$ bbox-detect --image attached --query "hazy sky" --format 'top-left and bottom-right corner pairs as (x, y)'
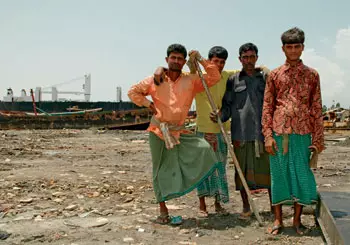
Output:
(1, 0), (350, 107)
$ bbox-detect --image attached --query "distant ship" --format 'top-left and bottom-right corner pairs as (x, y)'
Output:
(0, 74), (151, 130)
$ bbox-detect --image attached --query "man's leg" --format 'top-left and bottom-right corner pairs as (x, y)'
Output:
(293, 203), (307, 234)
(199, 197), (207, 213)
(238, 189), (252, 220)
(268, 204), (283, 235)
(240, 189), (250, 213)
(156, 201), (170, 224)
(214, 195), (221, 210)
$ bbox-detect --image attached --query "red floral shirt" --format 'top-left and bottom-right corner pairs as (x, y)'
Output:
(262, 60), (324, 152)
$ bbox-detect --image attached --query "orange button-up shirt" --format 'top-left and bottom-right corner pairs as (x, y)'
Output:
(128, 60), (220, 140)
(262, 60), (324, 152)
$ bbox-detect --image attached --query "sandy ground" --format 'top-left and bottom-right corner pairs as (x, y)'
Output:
(0, 129), (349, 245)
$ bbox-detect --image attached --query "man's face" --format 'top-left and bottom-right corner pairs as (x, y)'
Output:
(210, 56), (226, 73)
(282, 43), (304, 61)
(166, 52), (186, 72)
(239, 50), (258, 71)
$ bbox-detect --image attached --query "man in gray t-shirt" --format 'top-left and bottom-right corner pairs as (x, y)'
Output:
(211, 43), (271, 220)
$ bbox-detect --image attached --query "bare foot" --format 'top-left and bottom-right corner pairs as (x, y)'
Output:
(293, 223), (309, 235)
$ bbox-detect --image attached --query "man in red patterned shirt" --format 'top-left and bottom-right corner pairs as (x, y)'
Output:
(262, 27), (324, 235)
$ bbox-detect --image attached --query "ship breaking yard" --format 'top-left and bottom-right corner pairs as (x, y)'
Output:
(0, 82), (349, 244)
(0, 125), (348, 244)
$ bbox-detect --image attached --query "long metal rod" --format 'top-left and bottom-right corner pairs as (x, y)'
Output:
(194, 60), (263, 225)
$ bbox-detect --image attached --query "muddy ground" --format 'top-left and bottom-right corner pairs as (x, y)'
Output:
(0, 129), (349, 245)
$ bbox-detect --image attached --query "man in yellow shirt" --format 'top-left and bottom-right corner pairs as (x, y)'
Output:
(190, 46), (239, 216)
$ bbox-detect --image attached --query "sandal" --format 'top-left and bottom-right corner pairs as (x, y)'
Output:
(155, 213), (170, 224)
(267, 224), (283, 235)
(238, 210), (252, 220)
(170, 215), (183, 225)
(294, 224), (309, 235)
(155, 214), (183, 225)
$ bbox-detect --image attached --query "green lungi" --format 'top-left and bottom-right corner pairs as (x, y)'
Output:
(196, 132), (229, 203)
(149, 132), (221, 203)
(270, 133), (318, 206)
(234, 141), (271, 191)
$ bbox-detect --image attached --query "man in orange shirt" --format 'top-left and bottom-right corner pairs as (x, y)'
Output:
(128, 44), (222, 224)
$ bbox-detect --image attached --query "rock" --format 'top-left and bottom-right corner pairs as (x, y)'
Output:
(14, 214), (34, 221)
(124, 197), (134, 203)
(131, 209), (142, 214)
(0, 230), (11, 240)
(76, 194), (84, 199)
(234, 235), (240, 239)
(137, 219), (149, 224)
(322, 184), (332, 188)
(118, 171), (127, 174)
(64, 218), (109, 228)
(102, 170), (113, 175)
(13, 187), (21, 190)
(101, 209), (114, 216)
(137, 228), (145, 233)
(5, 158), (11, 163)
(78, 210), (97, 218)
(34, 215), (43, 222)
(179, 229), (191, 234)
(131, 140), (145, 144)
(123, 237), (134, 242)
(195, 230), (208, 237)
(166, 204), (184, 210)
(126, 186), (134, 190)
(178, 242), (197, 245)
(121, 225), (133, 230)
(89, 218), (109, 227)
(52, 192), (65, 197)
(7, 193), (16, 198)
(65, 205), (78, 211)
(53, 198), (64, 203)
(92, 192), (100, 197)
(20, 198), (33, 204)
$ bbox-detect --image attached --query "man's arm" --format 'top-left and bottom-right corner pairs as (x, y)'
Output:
(261, 74), (275, 141)
(310, 72), (325, 153)
(127, 77), (153, 108)
(192, 59), (221, 94)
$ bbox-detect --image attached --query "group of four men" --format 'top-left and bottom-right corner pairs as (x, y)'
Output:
(128, 27), (324, 235)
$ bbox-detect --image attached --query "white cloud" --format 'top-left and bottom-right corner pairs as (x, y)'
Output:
(303, 49), (345, 104)
(334, 26), (350, 61)
(302, 27), (350, 108)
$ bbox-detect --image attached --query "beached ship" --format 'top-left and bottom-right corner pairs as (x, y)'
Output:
(0, 75), (151, 130)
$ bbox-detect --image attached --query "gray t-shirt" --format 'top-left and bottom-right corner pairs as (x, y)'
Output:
(220, 70), (266, 142)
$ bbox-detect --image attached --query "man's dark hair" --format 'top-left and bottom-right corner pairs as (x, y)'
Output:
(208, 46), (228, 60)
(281, 27), (305, 45)
(239, 43), (258, 56)
(167, 44), (187, 59)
